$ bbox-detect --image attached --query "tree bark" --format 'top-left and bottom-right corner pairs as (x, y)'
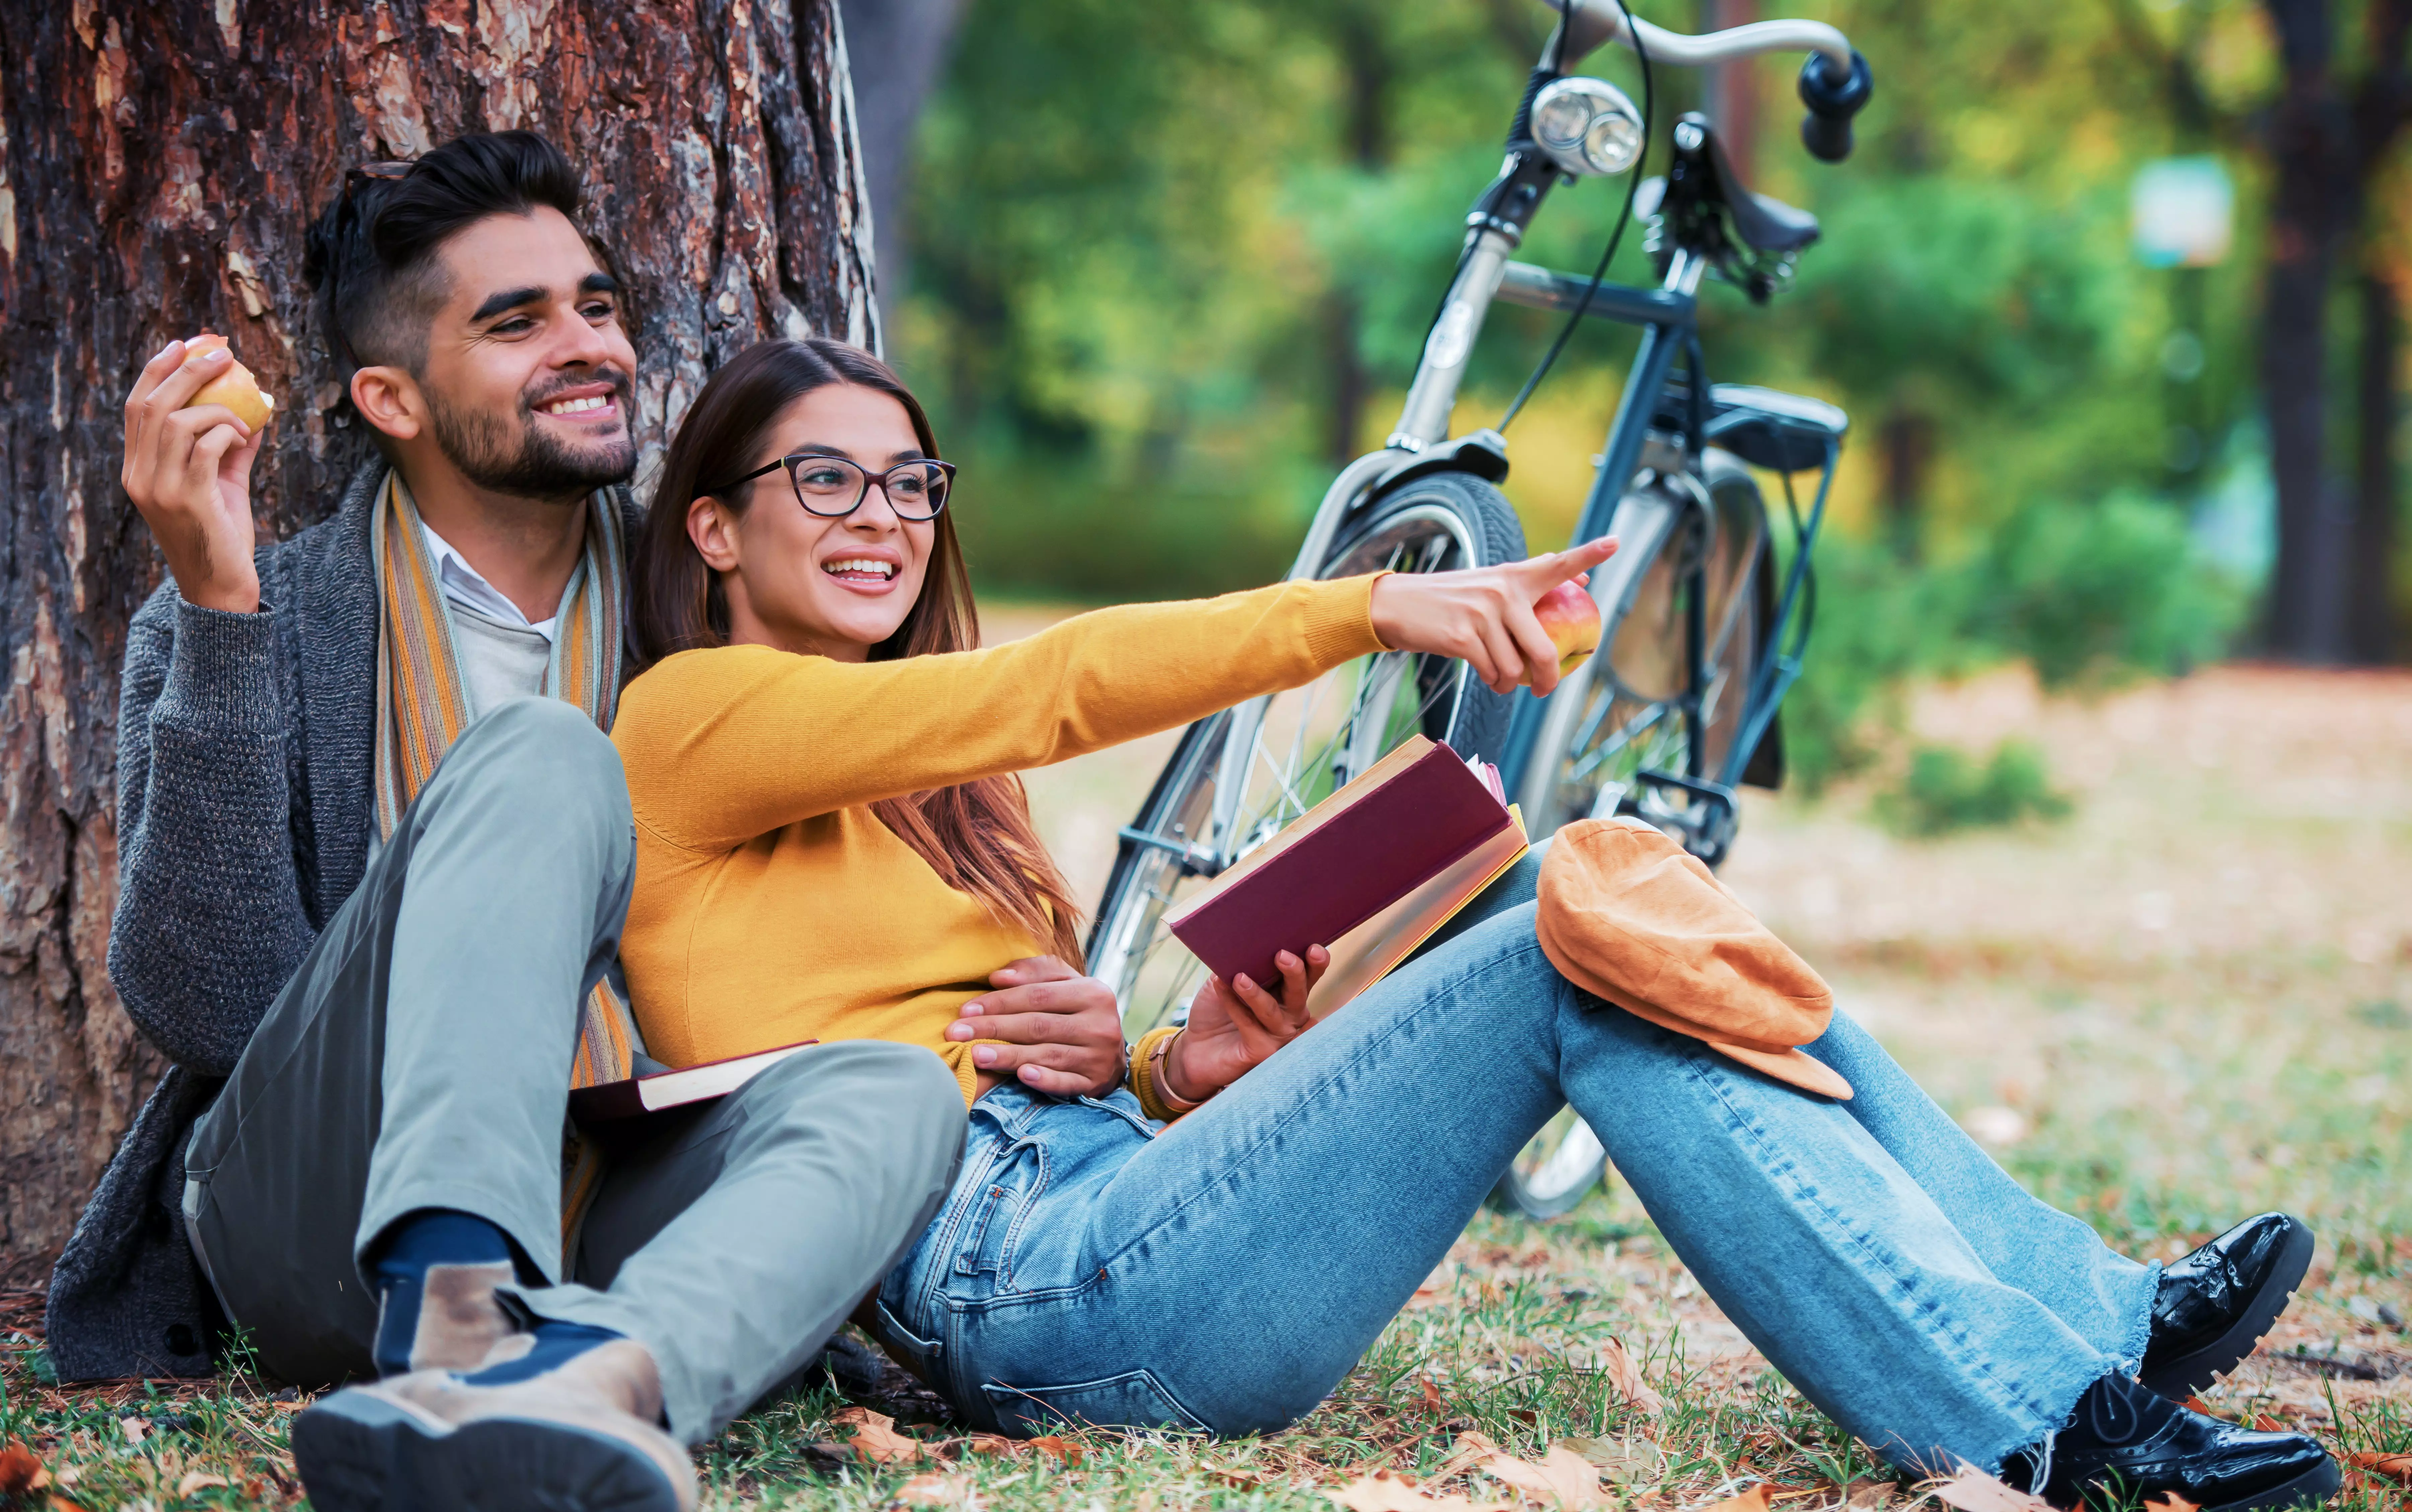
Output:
(2259, 0), (2352, 662)
(0, 0), (878, 1284)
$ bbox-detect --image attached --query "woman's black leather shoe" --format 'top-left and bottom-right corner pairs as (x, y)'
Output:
(2007, 1370), (2339, 1512)
(2140, 1213), (2314, 1399)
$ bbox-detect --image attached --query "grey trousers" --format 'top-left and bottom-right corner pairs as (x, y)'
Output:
(180, 699), (967, 1442)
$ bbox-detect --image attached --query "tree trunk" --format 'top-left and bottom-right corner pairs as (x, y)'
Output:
(0, 0), (878, 1285)
(838, 0), (967, 309)
(2351, 268), (2403, 662)
(2259, 0), (2356, 662)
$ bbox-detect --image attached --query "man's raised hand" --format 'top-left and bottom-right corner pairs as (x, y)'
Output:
(946, 955), (1129, 1097)
(122, 339), (268, 614)
(1366, 536), (1619, 697)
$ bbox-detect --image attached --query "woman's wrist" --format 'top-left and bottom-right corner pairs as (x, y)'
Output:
(1158, 1028), (1213, 1106)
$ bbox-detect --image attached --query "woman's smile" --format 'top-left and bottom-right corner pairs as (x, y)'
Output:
(821, 551), (903, 593)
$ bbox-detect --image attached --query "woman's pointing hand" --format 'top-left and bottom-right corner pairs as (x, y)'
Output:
(1367, 536), (1618, 697)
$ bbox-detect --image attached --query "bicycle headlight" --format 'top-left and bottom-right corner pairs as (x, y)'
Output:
(1529, 77), (1646, 178)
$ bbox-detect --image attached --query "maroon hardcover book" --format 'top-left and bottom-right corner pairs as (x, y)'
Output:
(1165, 737), (1515, 993)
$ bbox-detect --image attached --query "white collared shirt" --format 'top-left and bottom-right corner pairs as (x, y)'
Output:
(418, 519), (559, 643)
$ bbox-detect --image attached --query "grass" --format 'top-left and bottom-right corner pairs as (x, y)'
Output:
(4, 662), (2407, 1509)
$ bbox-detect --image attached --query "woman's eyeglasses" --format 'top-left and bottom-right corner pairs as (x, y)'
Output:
(700, 454), (955, 522)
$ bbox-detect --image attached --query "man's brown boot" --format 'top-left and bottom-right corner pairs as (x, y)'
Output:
(294, 1333), (697, 1512)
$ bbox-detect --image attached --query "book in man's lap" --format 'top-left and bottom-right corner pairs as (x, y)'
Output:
(1165, 735), (1529, 1019)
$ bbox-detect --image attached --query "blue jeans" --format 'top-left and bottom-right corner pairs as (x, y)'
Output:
(871, 858), (2157, 1474)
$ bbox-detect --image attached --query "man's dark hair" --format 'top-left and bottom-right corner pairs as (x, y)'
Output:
(302, 131), (585, 383)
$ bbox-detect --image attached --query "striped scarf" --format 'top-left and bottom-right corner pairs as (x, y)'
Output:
(369, 471), (646, 1227)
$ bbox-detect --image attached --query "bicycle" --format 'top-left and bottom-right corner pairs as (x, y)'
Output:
(1084, 0), (1873, 1218)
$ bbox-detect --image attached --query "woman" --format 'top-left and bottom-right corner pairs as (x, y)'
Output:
(613, 338), (2334, 1512)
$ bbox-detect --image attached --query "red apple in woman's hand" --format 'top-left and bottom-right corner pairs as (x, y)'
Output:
(1532, 579), (1602, 677)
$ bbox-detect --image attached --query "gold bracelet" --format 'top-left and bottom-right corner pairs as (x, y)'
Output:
(1148, 1029), (1206, 1113)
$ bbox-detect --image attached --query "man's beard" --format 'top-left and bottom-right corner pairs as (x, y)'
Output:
(424, 373), (639, 499)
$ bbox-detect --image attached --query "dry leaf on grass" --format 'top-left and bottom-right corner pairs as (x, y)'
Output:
(1558, 1435), (1661, 1483)
(2350, 1452), (2412, 1485)
(0, 1439), (49, 1495)
(2140, 1494), (2200, 1512)
(1928, 1466), (2055, 1512)
(965, 1433), (1019, 1457)
(1025, 1434), (1086, 1466)
(1432, 1430), (1505, 1483)
(1701, 1484), (1772, 1512)
(1423, 1377), (1446, 1413)
(1329, 1467), (1513, 1512)
(897, 1470), (975, 1507)
(831, 1406), (924, 1464)
(117, 1416), (148, 1446)
(174, 1470), (230, 1497)
(1477, 1445), (1611, 1508)
(1596, 1338), (1665, 1416)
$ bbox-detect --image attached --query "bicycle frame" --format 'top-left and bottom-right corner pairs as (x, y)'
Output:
(1190, 14), (1857, 872)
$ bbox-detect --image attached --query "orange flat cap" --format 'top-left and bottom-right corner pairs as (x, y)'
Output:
(1534, 816), (1852, 1100)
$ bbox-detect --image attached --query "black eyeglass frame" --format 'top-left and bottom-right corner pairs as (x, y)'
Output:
(697, 453), (958, 521)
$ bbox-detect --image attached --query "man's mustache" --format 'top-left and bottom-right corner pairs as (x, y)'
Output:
(520, 368), (633, 417)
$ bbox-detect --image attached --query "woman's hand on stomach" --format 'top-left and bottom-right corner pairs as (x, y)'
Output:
(948, 956), (1128, 1098)
(1367, 536), (1619, 697)
(1164, 947), (1332, 1103)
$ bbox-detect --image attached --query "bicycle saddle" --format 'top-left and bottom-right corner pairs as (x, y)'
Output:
(1659, 112), (1821, 255)
(1650, 383), (1850, 473)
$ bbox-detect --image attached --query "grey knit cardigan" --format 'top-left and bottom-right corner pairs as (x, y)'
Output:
(46, 464), (637, 1381)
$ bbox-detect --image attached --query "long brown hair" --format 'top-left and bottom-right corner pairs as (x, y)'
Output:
(632, 337), (1084, 965)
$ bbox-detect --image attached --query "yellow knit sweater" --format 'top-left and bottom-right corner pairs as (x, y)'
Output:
(610, 576), (1390, 1106)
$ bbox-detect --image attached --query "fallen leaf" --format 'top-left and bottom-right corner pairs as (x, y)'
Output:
(830, 1406), (923, 1464)
(1025, 1435), (1086, 1466)
(2141, 1494), (2200, 1512)
(1928, 1466), (2056, 1512)
(117, 1416), (149, 1446)
(2349, 1452), (2412, 1485)
(897, 1470), (974, 1507)
(1432, 1430), (1505, 1483)
(966, 1433), (1019, 1457)
(1211, 1466), (1265, 1489)
(1328, 1468), (1513, 1512)
(2251, 1415), (2286, 1432)
(1423, 1377), (1446, 1413)
(174, 1470), (230, 1498)
(1557, 1436), (1661, 1484)
(1596, 1338), (1665, 1417)
(1703, 1485), (1773, 1512)
(0, 1440), (47, 1495)
(49, 1497), (88, 1512)
(1478, 1446), (1611, 1508)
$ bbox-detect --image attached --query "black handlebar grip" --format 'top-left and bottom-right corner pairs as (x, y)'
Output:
(1797, 49), (1873, 163)
(1801, 111), (1855, 162)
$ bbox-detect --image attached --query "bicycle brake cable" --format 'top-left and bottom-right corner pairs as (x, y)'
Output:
(1498, 0), (1654, 432)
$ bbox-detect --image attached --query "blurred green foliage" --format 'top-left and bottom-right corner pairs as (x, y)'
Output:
(898, 0), (2274, 757)
(1875, 739), (2073, 835)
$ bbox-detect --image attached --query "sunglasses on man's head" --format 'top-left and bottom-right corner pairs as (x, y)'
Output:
(699, 453), (955, 522)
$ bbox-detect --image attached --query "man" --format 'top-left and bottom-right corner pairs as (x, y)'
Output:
(49, 131), (967, 1512)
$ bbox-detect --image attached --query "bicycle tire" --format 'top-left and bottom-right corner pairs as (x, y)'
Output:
(1513, 448), (1768, 848)
(1489, 448), (1769, 1222)
(1086, 470), (1526, 1040)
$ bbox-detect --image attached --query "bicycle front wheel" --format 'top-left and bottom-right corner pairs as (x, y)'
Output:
(1086, 471), (1527, 1039)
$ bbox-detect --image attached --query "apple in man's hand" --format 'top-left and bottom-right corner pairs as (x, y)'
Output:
(1532, 578), (1602, 677)
(180, 333), (276, 431)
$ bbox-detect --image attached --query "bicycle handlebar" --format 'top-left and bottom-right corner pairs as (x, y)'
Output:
(1538, 1), (1873, 162)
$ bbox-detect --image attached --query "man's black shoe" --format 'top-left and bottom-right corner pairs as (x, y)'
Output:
(2007, 1370), (2338, 1512)
(2140, 1213), (2315, 1399)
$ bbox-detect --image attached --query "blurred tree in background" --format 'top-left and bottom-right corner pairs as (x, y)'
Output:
(854, 0), (2406, 674)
